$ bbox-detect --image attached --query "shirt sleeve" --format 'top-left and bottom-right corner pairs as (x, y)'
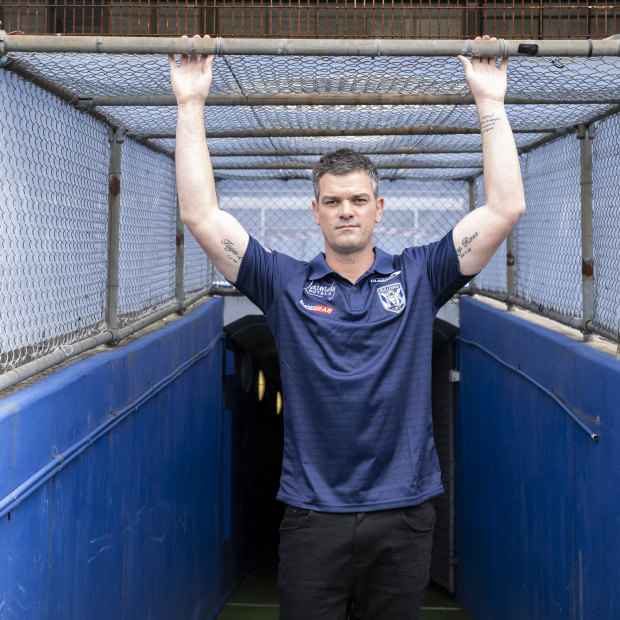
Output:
(230, 236), (296, 314)
(423, 228), (477, 312)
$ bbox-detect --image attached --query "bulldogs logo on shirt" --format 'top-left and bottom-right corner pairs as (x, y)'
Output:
(377, 282), (406, 314)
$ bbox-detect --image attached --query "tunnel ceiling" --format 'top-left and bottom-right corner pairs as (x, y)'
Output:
(3, 36), (620, 183)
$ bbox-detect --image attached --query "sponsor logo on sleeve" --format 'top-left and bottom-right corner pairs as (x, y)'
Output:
(304, 280), (336, 301)
(377, 282), (406, 314)
(299, 299), (334, 315)
(370, 271), (401, 284)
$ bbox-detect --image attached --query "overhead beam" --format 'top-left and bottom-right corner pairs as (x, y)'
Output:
(207, 148), (483, 156)
(210, 162), (483, 170)
(81, 94), (617, 107)
(144, 127), (562, 139)
(4, 35), (620, 57)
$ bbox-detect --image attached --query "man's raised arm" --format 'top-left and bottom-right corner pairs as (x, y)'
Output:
(169, 35), (249, 284)
(452, 35), (526, 276)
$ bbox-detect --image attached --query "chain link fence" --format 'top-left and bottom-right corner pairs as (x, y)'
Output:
(213, 177), (468, 284)
(592, 113), (620, 336)
(2, 38), (620, 385)
(470, 119), (620, 343)
(118, 137), (177, 325)
(0, 68), (109, 371)
(0, 68), (212, 380)
(516, 135), (583, 317)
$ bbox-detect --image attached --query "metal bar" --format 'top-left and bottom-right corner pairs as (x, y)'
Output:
(209, 148), (483, 157)
(106, 127), (123, 331)
(0, 292), (212, 394)
(463, 288), (619, 345)
(147, 127), (558, 139)
(209, 162), (483, 169)
(468, 179), (476, 213)
(578, 123), (595, 341)
(457, 335), (599, 442)
(84, 93), (619, 107)
(4, 35), (620, 57)
(0, 331), (114, 395)
(506, 231), (516, 306)
(175, 195), (184, 305)
(5, 58), (79, 104)
(0, 331), (224, 518)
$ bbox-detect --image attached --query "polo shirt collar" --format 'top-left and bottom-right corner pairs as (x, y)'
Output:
(308, 246), (396, 280)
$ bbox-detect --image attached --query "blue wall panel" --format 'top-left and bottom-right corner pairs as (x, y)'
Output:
(0, 299), (236, 620)
(457, 297), (620, 620)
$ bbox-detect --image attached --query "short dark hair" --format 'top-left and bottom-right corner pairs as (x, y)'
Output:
(312, 148), (379, 200)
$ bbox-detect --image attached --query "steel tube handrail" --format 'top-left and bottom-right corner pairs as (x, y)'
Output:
(145, 126), (561, 139)
(463, 288), (620, 348)
(82, 94), (619, 106)
(4, 35), (620, 57)
(0, 291), (211, 394)
(209, 162), (482, 169)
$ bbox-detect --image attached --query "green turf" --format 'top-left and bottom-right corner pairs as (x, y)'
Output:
(216, 554), (470, 619)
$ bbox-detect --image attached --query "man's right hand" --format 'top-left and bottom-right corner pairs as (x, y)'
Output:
(170, 34), (250, 285)
(168, 34), (215, 105)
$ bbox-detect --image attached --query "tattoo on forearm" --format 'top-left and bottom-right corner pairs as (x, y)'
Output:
(456, 231), (479, 259)
(479, 113), (501, 134)
(221, 238), (244, 264)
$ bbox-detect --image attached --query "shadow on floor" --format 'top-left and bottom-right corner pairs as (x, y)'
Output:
(216, 553), (470, 619)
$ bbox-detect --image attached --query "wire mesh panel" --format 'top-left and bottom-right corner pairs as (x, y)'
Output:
(515, 136), (582, 317)
(0, 69), (109, 372)
(376, 178), (469, 252)
(470, 174), (508, 295)
(117, 137), (177, 324)
(214, 176), (468, 284)
(183, 225), (212, 296)
(592, 112), (620, 336)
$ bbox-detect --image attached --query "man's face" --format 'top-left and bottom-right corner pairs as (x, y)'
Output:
(312, 171), (384, 256)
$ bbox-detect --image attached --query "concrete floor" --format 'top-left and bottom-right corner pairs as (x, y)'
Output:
(216, 553), (471, 620)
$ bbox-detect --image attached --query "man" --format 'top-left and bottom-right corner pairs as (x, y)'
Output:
(169, 34), (525, 620)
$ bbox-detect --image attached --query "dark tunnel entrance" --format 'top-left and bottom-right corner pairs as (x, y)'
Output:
(223, 301), (461, 595)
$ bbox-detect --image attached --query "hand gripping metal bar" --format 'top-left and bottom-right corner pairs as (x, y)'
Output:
(0, 30), (9, 67)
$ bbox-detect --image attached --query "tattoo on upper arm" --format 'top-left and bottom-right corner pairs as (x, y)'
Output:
(456, 231), (479, 259)
(480, 113), (501, 134)
(221, 238), (244, 264)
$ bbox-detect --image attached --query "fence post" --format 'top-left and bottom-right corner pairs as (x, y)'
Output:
(468, 178), (476, 214)
(106, 127), (124, 330)
(577, 123), (594, 341)
(506, 231), (516, 309)
(175, 195), (184, 306)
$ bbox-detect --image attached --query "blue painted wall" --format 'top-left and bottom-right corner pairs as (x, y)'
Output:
(456, 297), (620, 620)
(0, 298), (243, 620)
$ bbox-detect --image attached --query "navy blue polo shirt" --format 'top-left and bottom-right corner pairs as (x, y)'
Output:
(233, 230), (473, 512)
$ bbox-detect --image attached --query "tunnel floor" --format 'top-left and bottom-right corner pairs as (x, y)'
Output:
(216, 552), (471, 619)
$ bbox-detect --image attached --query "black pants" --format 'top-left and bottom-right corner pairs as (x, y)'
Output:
(278, 501), (435, 620)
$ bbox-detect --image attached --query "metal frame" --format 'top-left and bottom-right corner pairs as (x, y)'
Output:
(4, 35), (620, 57)
(1, 33), (619, 390)
(78, 94), (620, 107)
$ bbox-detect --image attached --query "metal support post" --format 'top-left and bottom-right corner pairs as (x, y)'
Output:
(77, 93), (618, 107)
(506, 231), (516, 310)
(175, 195), (184, 306)
(468, 178), (476, 213)
(577, 123), (595, 342)
(106, 127), (124, 331)
(145, 126), (557, 141)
